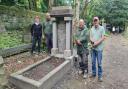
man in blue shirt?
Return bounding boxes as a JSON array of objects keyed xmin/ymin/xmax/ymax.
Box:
[{"xmin": 90, "ymin": 17, "xmax": 105, "ymax": 82}]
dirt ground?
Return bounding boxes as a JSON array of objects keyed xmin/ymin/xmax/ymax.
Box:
[
  {"xmin": 52, "ymin": 35, "xmax": 128, "ymax": 89},
  {"xmin": 6, "ymin": 35, "xmax": 128, "ymax": 89}
]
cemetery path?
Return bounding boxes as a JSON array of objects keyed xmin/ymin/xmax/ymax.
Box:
[{"xmin": 52, "ymin": 35, "xmax": 128, "ymax": 89}]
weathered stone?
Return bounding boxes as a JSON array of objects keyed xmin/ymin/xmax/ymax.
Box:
[
  {"xmin": 0, "ymin": 56, "xmax": 7, "ymax": 87},
  {"xmin": 0, "ymin": 44, "xmax": 32, "ymax": 57},
  {"xmin": 23, "ymin": 33, "xmax": 31, "ymax": 43},
  {"xmin": 50, "ymin": 6, "xmax": 73, "ymax": 58},
  {"xmin": 50, "ymin": 6, "xmax": 73, "ymax": 17},
  {"xmin": 57, "ymin": 20, "xmax": 66, "ymax": 53},
  {"xmin": 0, "ymin": 56, "xmax": 4, "ymax": 65},
  {"xmin": 0, "ymin": 23, "xmax": 6, "ymax": 33}
]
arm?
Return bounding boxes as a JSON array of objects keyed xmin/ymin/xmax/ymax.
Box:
[
  {"xmin": 31, "ymin": 24, "xmax": 34, "ymax": 36},
  {"xmin": 40, "ymin": 25, "xmax": 43, "ymax": 37}
]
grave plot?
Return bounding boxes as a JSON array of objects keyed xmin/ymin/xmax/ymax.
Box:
[
  {"xmin": 9, "ymin": 57, "xmax": 71, "ymax": 89},
  {"xmin": 0, "ymin": 43, "xmax": 48, "ymax": 88},
  {"xmin": 4, "ymin": 52, "xmax": 48, "ymax": 78}
]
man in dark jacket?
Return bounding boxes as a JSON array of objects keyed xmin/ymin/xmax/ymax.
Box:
[{"xmin": 31, "ymin": 16, "xmax": 42, "ymax": 54}]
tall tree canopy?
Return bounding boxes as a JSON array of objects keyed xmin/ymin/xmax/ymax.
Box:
[{"xmin": 84, "ymin": 0, "xmax": 128, "ymax": 26}]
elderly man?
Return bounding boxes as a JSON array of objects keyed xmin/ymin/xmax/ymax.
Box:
[
  {"xmin": 43, "ymin": 13, "xmax": 53, "ymax": 54},
  {"xmin": 75, "ymin": 19, "xmax": 89, "ymax": 79},
  {"xmin": 31, "ymin": 16, "xmax": 42, "ymax": 54},
  {"xmin": 90, "ymin": 17, "xmax": 105, "ymax": 82}
]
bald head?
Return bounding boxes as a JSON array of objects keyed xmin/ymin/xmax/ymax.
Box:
[
  {"xmin": 46, "ymin": 13, "xmax": 51, "ymax": 21},
  {"xmin": 79, "ymin": 19, "xmax": 85, "ymax": 29}
]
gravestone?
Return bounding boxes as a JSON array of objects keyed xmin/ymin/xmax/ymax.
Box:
[
  {"xmin": 50, "ymin": 6, "xmax": 73, "ymax": 57},
  {"xmin": 0, "ymin": 23, "xmax": 6, "ymax": 33}
]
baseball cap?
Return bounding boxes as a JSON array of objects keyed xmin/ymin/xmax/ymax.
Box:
[{"xmin": 93, "ymin": 16, "xmax": 99, "ymax": 22}]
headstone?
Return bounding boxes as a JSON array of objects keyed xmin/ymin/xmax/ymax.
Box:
[
  {"xmin": 57, "ymin": 21, "xmax": 66, "ymax": 53},
  {"xmin": 50, "ymin": 6, "xmax": 73, "ymax": 57},
  {"xmin": 0, "ymin": 24, "xmax": 6, "ymax": 33}
]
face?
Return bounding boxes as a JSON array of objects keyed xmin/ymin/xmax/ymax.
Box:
[
  {"xmin": 35, "ymin": 18, "xmax": 40, "ymax": 23},
  {"xmin": 79, "ymin": 21, "xmax": 84, "ymax": 29},
  {"xmin": 93, "ymin": 19, "xmax": 99, "ymax": 28},
  {"xmin": 46, "ymin": 14, "xmax": 51, "ymax": 21}
]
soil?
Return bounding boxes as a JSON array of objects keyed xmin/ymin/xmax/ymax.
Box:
[
  {"xmin": 22, "ymin": 57, "xmax": 65, "ymax": 81},
  {"xmin": 4, "ymin": 52, "xmax": 48, "ymax": 78}
]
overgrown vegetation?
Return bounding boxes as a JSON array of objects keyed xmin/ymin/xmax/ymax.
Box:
[{"xmin": 0, "ymin": 31, "xmax": 24, "ymax": 49}]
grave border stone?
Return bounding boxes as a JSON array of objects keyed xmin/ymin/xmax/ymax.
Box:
[
  {"xmin": 9, "ymin": 57, "xmax": 71, "ymax": 89},
  {"xmin": 0, "ymin": 43, "xmax": 32, "ymax": 58}
]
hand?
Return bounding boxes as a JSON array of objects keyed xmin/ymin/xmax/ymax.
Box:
[
  {"xmin": 77, "ymin": 40, "xmax": 82, "ymax": 45},
  {"xmin": 93, "ymin": 41, "xmax": 99, "ymax": 46}
]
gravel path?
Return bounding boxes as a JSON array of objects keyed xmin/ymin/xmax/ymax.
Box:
[{"xmin": 52, "ymin": 35, "xmax": 128, "ymax": 89}]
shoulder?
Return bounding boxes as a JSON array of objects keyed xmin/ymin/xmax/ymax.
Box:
[
  {"xmin": 90, "ymin": 26, "xmax": 95, "ymax": 32},
  {"xmin": 99, "ymin": 25, "xmax": 105, "ymax": 30}
]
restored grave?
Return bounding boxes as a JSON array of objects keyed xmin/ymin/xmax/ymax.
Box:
[{"xmin": 9, "ymin": 6, "xmax": 73, "ymax": 89}]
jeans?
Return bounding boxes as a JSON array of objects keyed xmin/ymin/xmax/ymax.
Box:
[
  {"xmin": 45, "ymin": 33, "xmax": 53, "ymax": 53},
  {"xmin": 78, "ymin": 49, "xmax": 89, "ymax": 73},
  {"xmin": 91, "ymin": 49, "xmax": 103, "ymax": 78},
  {"xmin": 31, "ymin": 36, "xmax": 41, "ymax": 53}
]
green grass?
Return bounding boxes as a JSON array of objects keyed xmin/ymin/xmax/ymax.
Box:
[{"xmin": 0, "ymin": 31, "xmax": 25, "ymax": 49}]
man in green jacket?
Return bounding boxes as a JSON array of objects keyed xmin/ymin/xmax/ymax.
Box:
[
  {"xmin": 75, "ymin": 19, "xmax": 89, "ymax": 79},
  {"xmin": 43, "ymin": 13, "xmax": 53, "ymax": 54}
]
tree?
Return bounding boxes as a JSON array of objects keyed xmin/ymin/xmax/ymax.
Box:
[{"xmin": 85, "ymin": 0, "xmax": 128, "ymax": 27}]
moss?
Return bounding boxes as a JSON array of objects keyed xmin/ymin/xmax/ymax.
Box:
[{"xmin": 0, "ymin": 5, "xmax": 45, "ymax": 31}]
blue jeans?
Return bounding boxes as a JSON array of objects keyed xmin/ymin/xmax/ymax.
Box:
[{"xmin": 91, "ymin": 49, "xmax": 103, "ymax": 78}]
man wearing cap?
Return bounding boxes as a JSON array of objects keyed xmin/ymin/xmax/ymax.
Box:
[
  {"xmin": 43, "ymin": 13, "xmax": 53, "ymax": 54},
  {"xmin": 90, "ymin": 17, "xmax": 105, "ymax": 82},
  {"xmin": 31, "ymin": 16, "xmax": 42, "ymax": 54},
  {"xmin": 75, "ymin": 19, "xmax": 89, "ymax": 79}
]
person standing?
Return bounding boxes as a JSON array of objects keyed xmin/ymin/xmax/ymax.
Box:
[
  {"xmin": 43, "ymin": 13, "xmax": 53, "ymax": 54},
  {"xmin": 75, "ymin": 19, "xmax": 89, "ymax": 79},
  {"xmin": 90, "ymin": 17, "xmax": 105, "ymax": 82},
  {"xmin": 31, "ymin": 16, "xmax": 42, "ymax": 54}
]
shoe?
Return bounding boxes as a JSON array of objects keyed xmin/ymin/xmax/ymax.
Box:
[
  {"xmin": 98, "ymin": 77, "xmax": 103, "ymax": 82},
  {"xmin": 89, "ymin": 75, "xmax": 96, "ymax": 78},
  {"xmin": 83, "ymin": 73, "xmax": 88, "ymax": 79},
  {"xmin": 78, "ymin": 70, "xmax": 83, "ymax": 75}
]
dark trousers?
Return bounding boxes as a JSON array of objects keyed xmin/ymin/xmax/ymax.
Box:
[
  {"xmin": 45, "ymin": 34, "xmax": 53, "ymax": 53},
  {"xmin": 31, "ymin": 36, "xmax": 41, "ymax": 53},
  {"xmin": 78, "ymin": 49, "xmax": 89, "ymax": 73}
]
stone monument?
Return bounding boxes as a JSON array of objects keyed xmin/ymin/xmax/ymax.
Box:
[{"xmin": 50, "ymin": 6, "xmax": 73, "ymax": 58}]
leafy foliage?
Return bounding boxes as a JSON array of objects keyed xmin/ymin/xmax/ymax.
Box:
[
  {"xmin": 0, "ymin": 31, "xmax": 24, "ymax": 49},
  {"xmin": 85, "ymin": 0, "xmax": 128, "ymax": 26}
]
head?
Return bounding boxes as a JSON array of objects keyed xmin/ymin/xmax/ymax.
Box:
[
  {"xmin": 79, "ymin": 19, "xmax": 85, "ymax": 29},
  {"xmin": 35, "ymin": 16, "xmax": 40, "ymax": 23},
  {"xmin": 93, "ymin": 17, "xmax": 100, "ymax": 28},
  {"xmin": 46, "ymin": 13, "xmax": 51, "ymax": 21}
]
